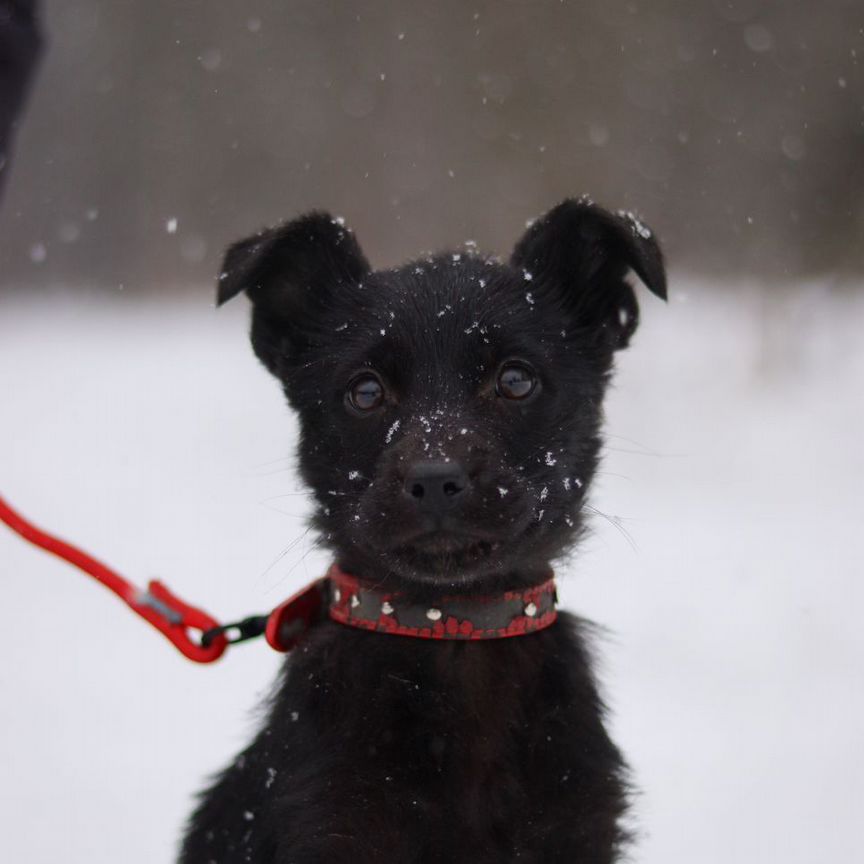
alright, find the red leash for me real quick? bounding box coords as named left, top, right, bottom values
left=0, top=492, right=328, bottom=663
left=0, top=494, right=230, bottom=662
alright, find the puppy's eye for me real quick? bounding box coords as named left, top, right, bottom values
left=496, top=363, right=537, bottom=400
left=347, top=373, right=385, bottom=413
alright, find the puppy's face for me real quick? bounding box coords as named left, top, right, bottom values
left=219, top=201, right=665, bottom=589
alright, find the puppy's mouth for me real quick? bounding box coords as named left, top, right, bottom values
left=348, top=492, right=538, bottom=582
left=378, top=529, right=504, bottom=577
left=403, top=531, right=499, bottom=557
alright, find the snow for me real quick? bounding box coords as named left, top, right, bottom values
left=384, top=419, right=400, bottom=444
left=617, top=209, right=653, bottom=240
left=1, top=280, right=863, bottom=863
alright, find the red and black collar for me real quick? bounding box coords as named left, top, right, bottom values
left=263, top=563, right=558, bottom=651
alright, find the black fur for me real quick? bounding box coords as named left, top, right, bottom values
left=180, top=199, right=665, bottom=863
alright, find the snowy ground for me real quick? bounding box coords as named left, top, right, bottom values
left=1, top=280, right=862, bottom=862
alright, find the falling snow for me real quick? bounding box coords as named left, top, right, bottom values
left=3, top=287, right=862, bottom=864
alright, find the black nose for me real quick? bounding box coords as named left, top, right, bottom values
left=403, top=461, right=470, bottom=514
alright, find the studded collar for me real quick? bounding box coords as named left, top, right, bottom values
left=326, top=564, right=557, bottom=641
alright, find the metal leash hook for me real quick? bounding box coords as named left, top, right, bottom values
left=200, top=615, right=269, bottom=649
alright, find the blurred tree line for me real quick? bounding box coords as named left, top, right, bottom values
left=0, top=0, right=861, bottom=292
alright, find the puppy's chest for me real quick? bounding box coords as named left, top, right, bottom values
left=288, top=628, right=571, bottom=793
left=250, top=626, right=608, bottom=858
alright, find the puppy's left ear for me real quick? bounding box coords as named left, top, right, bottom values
left=510, top=199, right=666, bottom=349
left=216, top=212, right=371, bottom=376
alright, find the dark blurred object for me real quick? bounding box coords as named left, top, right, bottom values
left=0, top=0, right=41, bottom=199
left=0, top=0, right=860, bottom=291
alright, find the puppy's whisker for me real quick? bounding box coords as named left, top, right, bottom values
left=256, top=525, right=315, bottom=584
left=603, top=445, right=675, bottom=458
left=258, top=530, right=330, bottom=597
left=258, top=492, right=316, bottom=503
left=604, top=434, right=682, bottom=458
left=594, top=470, right=633, bottom=481
left=248, top=454, right=296, bottom=469
left=253, top=466, right=301, bottom=477
left=258, top=501, right=301, bottom=518
left=284, top=535, right=327, bottom=580
left=582, top=503, right=638, bottom=552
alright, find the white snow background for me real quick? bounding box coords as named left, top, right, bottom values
left=1, top=280, right=862, bottom=862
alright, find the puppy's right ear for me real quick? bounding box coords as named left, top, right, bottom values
left=217, top=212, right=370, bottom=375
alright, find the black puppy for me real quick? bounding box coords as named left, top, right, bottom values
left=180, top=199, right=665, bottom=863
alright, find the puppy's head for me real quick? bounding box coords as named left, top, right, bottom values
left=218, top=200, right=665, bottom=590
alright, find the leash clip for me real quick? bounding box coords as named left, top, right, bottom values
left=200, top=615, right=269, bottom=649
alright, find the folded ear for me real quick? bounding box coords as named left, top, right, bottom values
left=510, top=199, right=666, bottom=350
left=217, top=212, right=371, bottom=375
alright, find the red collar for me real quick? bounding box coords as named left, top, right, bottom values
left=265, top=563, right=558, bottom=651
